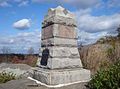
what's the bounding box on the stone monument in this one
[34,6,90,85]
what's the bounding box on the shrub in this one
[106,47,115,61]
[87,61,120,89]
[0,72,19,84]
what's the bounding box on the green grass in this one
[0,72,20,84]
[87,61,120,89]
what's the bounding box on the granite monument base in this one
[33,67,90,85]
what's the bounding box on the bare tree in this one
[0,46,11,63]
[117,25,120,37]
[1,46,11,54]
[28,47,34,54]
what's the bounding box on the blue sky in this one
[0,0,120,53]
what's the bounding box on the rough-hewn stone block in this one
[41,25,53,39]
[42,24,77,40]
[37,57,82,69]
[42,16,77,28]
[41,47,80,58]
[41,37,77,47]
[47,58,82,69]
[42,6,77,28]
[33,68,91,85]
[57,24,76,38]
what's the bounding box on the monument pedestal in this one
[34,6,90,87]
[33,68,90,85]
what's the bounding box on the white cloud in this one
[13,19,31,30]
[96,0,120,9]
[14,0,25,3]
[78,31,112,45]
[0,0,10,7]
[75,9,120,44]
[75,10,120,33]
[63,0,99,9]
[0,0,29,7]
[18,0,29,6]
[9,39,15,43]
[0,30,41,53]
[32,0,100,9]
[105,0,120,8]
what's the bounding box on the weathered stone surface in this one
[41,47,80,58]
[41,37,77,47]
[35,6,91,85]
[41,25,53,39]
[42,15,77,28]
[0,79,38,89]
[57,24,76,38]
[54,82,88,89]
[36,57,41,67]
[47,6,75,19]
[42,24,77,40]
[0,78,88,89]
[47,58,82,69]
[37,58,82,69]
[33,68,90,85]
[0,63,33,78]
[42,6,76,28]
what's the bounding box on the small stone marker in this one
[34,6,90,85]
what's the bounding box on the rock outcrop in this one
[0,63,33,78]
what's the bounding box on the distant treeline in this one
[0,53,39,56]
[0,54,40,67]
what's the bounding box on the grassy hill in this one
[79,36,120,74]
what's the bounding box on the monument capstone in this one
[34,6,90,85]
